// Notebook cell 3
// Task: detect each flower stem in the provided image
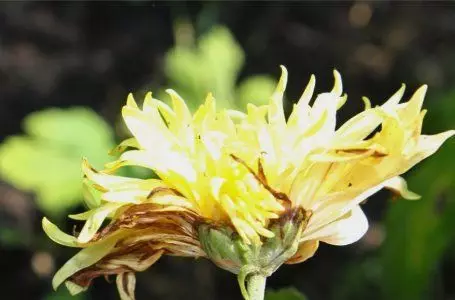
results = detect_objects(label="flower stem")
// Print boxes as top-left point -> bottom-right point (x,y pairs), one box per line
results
247,273 -> 267,300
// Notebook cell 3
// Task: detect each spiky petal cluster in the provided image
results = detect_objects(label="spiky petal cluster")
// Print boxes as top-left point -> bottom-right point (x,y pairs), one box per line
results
43,66 -> 454,299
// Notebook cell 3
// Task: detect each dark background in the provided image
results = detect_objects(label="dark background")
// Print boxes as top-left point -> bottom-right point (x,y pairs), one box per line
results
1,1 -> 455,300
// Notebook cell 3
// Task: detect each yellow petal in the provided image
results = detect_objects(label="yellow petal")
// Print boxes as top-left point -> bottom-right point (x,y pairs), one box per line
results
334,108 -> 382,142
126,93 -> 139,109
397,85 -> 427,122
122,103 -> 176,151
298,74 -> 316,106
82,158 -> 145,190
405,130 -> 455,169
151,194 -> 195,208
382,84 -> 406,110
166,89 -> 195,151
362,96 -> 372,110
77,203 -> 122,243
331,69 -> 343,96
109,138 -> 139,156
120,150 -> 197,182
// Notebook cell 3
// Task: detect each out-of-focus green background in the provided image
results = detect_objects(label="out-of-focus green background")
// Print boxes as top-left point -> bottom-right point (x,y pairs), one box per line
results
1,2 -> 455,300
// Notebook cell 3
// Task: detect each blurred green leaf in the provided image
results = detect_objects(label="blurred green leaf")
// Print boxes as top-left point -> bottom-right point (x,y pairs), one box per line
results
265,287 -> 307,300
0,108 -> 114,216
237,75 -> 277,108
44,286 -> 86,300
331,257 -> 382,300
165,25 -> 243,109
163,24 -> 275,111
0,227 -> 31,247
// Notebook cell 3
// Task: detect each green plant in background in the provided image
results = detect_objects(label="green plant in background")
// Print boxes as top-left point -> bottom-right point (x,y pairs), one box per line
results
44,286 -> 86,300
265,288 -> 307,300
162,22 -> 276,110
0,108 -> 115,216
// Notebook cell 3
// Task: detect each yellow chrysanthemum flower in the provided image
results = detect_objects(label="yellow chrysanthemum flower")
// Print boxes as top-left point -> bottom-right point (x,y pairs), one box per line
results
43,66 -> 454,300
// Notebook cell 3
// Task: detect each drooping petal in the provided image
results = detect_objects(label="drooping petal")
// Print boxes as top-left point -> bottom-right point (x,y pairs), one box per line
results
383,176 -> 420,200
303,183 -> 385,238
303,205 -> 368,246
52,233 -> 122,289
116,272 -> 136,300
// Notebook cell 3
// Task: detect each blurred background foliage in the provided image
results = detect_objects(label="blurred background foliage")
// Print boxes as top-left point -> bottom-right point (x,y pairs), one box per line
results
161,23 -> 276,110
0,108 -> 114,216
1,1 -> 455,300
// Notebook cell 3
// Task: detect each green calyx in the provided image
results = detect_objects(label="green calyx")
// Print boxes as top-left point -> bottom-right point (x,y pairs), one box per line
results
198,207 -> 311,300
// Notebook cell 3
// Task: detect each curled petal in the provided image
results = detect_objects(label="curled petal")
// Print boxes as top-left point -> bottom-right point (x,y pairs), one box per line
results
42,218 -> 79,247
109,138 -> 139,156
331,69 -> 343,96
383,176 -> 420,200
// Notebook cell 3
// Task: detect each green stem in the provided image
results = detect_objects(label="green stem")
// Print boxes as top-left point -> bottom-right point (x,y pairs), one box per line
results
246,273 -> 267,300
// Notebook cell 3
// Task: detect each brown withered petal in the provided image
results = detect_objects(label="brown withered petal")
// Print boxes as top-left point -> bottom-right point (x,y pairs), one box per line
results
65,203 -> 205,292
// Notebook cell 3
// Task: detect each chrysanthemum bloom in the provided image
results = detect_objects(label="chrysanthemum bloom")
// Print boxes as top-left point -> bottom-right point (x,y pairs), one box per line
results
44,66 -> 454,300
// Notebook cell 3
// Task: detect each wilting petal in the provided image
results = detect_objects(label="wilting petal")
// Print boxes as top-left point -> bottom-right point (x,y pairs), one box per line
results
116,272 -> 136,300
52,233 -> 122,289
286,240 -> 319,264
65,281 -> 87,296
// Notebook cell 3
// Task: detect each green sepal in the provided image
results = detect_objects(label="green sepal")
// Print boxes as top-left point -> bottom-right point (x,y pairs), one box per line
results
198,207 -> 311,276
